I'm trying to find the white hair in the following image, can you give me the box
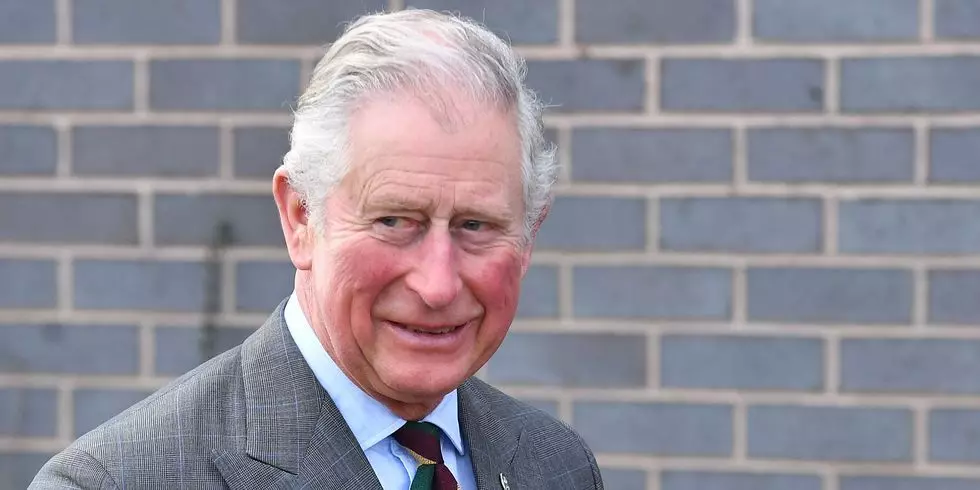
[280,8,557,242]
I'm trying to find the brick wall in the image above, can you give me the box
[2,1,980,489]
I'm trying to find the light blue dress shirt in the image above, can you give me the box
[284,292,477,490]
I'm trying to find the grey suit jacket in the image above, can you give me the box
[30,301,603,489]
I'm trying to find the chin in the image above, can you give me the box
[378,361,473,401]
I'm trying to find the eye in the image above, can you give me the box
[461,220,484,231]
[378,216,402,228]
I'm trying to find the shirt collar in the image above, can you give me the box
[283,291,466,455]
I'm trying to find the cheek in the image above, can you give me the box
[468,252,524,315]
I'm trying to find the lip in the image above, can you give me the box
[382,319,471,351]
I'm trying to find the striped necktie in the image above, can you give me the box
[394,421,460,490]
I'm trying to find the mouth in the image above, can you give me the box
[387,321,466,335]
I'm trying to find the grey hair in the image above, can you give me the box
[280,8,557,243]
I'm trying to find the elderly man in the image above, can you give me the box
[30,9,602,490]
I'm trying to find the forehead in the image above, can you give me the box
[344,92,524,209]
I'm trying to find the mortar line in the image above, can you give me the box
[914,401,929,467]
[57,252,72,318]
[921,0,936,41]
[644,55,661,114]
[388,0,405,11]
[557,125,573,184]
[221,0,237,44]
[647,332,659,390]
[55,118,72,178]
[733,123,748,190]
[825,57,840,114]
[558,261,574,320]
[138,186,154,249]
[736,0,752,46]
[558,0,575,47]
[139,320,155,378]
[915,121,930,185]
[646,197,659,253]
[731,266,747,328]
[133,52,150,115]
[56,379,73,444]
[732,398,747,462]
[914,266,929,328]
[56,0,71,45]
[825,331,840,393]
[823,197,839,255]
[223,255,237,315]
[219,122,234,179]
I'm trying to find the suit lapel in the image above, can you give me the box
[212,300,382,490]
[458,378,530,490]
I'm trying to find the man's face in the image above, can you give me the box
[299,92,530,409]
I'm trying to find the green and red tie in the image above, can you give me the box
[394,421,460,490]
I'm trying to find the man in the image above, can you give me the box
[30,8,603,490]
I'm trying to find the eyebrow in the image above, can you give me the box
[363,194,516,224]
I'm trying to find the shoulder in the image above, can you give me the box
[462,378,603,488]
[31,345,246,489]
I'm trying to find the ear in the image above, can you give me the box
[273,168,314,271]
[520,203,550,277]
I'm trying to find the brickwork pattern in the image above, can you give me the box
[2,1,980,489]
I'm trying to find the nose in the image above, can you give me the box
[404,228,462,310]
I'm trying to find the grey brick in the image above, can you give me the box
[571,128,732,183]
[73,126,219,177]
[74,260,217,312]
[155,325,256,376]
[0,324,139,374]
[574,402,733,456]
[237,0,384,44]
[842,339,980,394]
[662,471,822,490]
[0,453,55,490]
[233,126,289,178]
[661,335,823,391]
[0,259,56,309]
[748,405,912,461]
[575,0,734,44]
[936,0,980,39]
[516,265,559,318]
[841,476,980,490]
[73,0,220,44]
[574,266,731,320]
[842,57,980,113]
[0,125,56,175]
[154,194,283,247]
[0,193,138,245]
[839,200,980,254]
[407,0,558,44]
[662,59,824,112]
[0,0,55,43]
[150,60,300,111]
[754,0,918,42]
[930,409,980,462]
[0,61,133,110]
[603,469,648,490]
[930,128,980,182]
[536,196,646,251]
[660,197,822,253]
[518,399,559,419]
[525,60,645,112]
[0,388,57,437]
[74,389,153,437]
[235,261,295,313]
[930,270,980,325]
[747,128,915,183]
[486,333,646,388]
[747,268,913,324]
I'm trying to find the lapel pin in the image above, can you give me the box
[499,473,510,490]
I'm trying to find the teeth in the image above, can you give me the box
[408,325,457,334]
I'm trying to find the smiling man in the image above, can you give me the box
[31,9,603,490]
